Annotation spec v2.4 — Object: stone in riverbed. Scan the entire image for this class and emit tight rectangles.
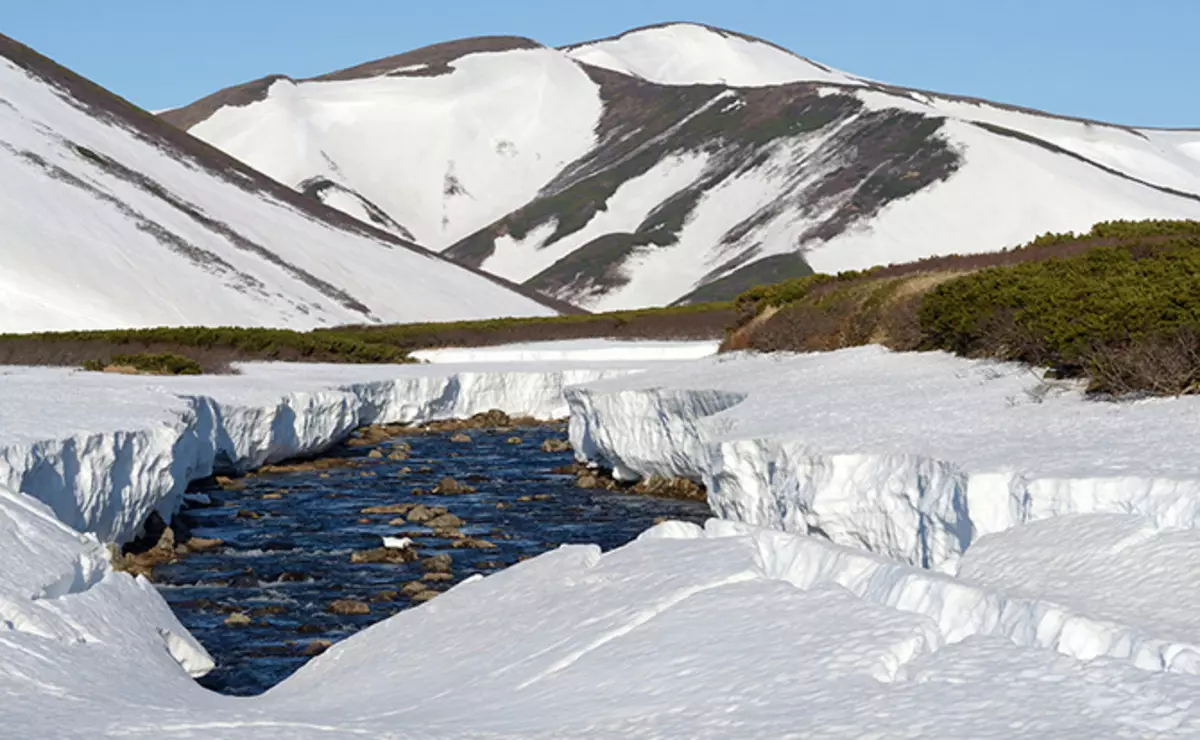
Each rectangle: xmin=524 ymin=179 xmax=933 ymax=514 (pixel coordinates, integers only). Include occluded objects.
xmin=425 ymin=512 xmax=463 ymax=529
xmin=431 ymin=527 xmax=465 ymax=539
xmin=411 ymin=590 xmax=439 ymax=603
xmin=505 ymin=436 xmax=523 ymax=445
xmin=350 ymin=547 xmax=418 ymax=564
xmin=449 ymin=432 xmax=472 ymax=444
xmin=327 ymin=599 xmax=371 ymax=616
xmin=184 ymin=536 xmax=224 ymax=553
xmin=633 ymin=475 xmax=707 ymax=502
xmin=452 ymin=538 xmax=497 ymax=550
xmin=422 ymin=554 xmax=453 ymax=573
xmin=369 ymin=590 xmax=399 ymax=602
xmin=262 ymin=493 xmax=283 ymax=500
xmin=367 ymin=449 xmax=384 ymax=459
xmin=576 ymin=474 xmax=599 ymax=489
xmin=432 ymin=477 xmax=475 ymax=495
xmin=387 ymin=450 xmax=409 ymax=461
xmin=406 ymin=505 xmax=447 ymax=524
xmin=303 ymin=640 xmax=334 ymax=656
xmin=361 ymin=503 xmax=415 ymax=515
xmin=540 ymin=438 xmax=571 ymax=453
xmin=422 ymin=572 xmax=453 ymax=583
xmin=400 ymin=581 xmax=429 ymax=597
xmin=236 ymin=509 xmax=261 ymax=520
xmin=224 ymin=612 xmax=252 ymax=627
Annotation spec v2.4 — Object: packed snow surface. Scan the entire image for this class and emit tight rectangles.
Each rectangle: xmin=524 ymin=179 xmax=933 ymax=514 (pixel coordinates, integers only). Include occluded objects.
xmin=5 ymin=345 xmax=1200 ymax=736
xmin=411 ymin=338 xmax=720 ymax=364
xmin=566 ymin=346 xmax=1200 ymax=569
xmin=190 ymin=48 xmax=602 ymax=250
xmin=565 ymin=23 xmax=864 ymax=87
xmin=0 ymin=53 xmax=556 ymax=331
xmin=174 ymin=22 xmax=1200 ymax=311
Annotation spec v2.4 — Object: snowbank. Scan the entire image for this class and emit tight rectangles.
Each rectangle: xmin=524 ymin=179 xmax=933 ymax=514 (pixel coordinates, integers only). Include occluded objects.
xmin=411 ymin=338 xmax=720 ymax=364
xmin=6 ymin=345 xmax=1200 ymax=735
xmin=6 ymin=514 xmax=1200 ymax=737
xmin=567 ymin=347 xmax=1200 ymax=571
xmin=0 ymin=361 xmax=650 ymax=544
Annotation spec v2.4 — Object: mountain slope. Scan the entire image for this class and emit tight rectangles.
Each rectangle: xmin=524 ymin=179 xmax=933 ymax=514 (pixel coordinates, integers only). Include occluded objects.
xmin=165 ymin=23 xmax=1200 ymax=310
xmin=0 ymin=33 xmax=560 ymax=333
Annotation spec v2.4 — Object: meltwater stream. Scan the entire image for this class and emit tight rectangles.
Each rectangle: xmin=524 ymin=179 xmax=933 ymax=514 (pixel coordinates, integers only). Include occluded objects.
xmin=154 ymin=424 xmax=711 ymax=696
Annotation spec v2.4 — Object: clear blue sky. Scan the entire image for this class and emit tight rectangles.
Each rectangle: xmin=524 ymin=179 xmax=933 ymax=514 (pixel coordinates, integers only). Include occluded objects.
xmin=4 ymin=0 xmax=1196 ymax=128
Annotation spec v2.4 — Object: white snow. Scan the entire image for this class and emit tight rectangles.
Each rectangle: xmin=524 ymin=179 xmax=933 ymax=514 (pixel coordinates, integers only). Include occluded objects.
xmin=190 ymin=48 xmax=603 ymax=250
xmin=5 ymin=345 xmax=1200 ymax=734
xmin=805 ymin=117 xmax=1200 ymax=274
xmin=856 ymin=88 xmax=1200 ymax=197
xmin=381 ymin=535 xmax=413 ymax=550
xmin=173 ymin=26 xmax=1200 ymax=312
xmin=482 ymin=151 xmax=711 ymax=283
xmin=0 ymin=360 xmax=656 ymax=543
xmin=566 ymin=23 xmax=865 ymax=88
xmin=0 ymin=57 xmax=555 ymax=331
xmin=411 ymin=338 xmax=720 ymax=364
xmin=567 ymin=346 xmax=1200 ymax=570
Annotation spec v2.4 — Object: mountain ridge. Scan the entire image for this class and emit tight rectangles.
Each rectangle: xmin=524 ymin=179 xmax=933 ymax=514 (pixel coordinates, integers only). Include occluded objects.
xmin=0 ymin=31 xmax=571 ymax=332
xmin=158 ymin=22 xmax=1200 ymax=310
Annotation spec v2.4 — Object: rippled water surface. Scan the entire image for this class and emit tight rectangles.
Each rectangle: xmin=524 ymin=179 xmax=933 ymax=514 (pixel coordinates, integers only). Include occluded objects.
xmin=155 ymin=425 xmax=710 ymax=696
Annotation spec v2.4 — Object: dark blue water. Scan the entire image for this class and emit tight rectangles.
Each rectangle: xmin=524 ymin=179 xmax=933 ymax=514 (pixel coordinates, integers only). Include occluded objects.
xmin=156 ymin=425 xmax=710 ymax=696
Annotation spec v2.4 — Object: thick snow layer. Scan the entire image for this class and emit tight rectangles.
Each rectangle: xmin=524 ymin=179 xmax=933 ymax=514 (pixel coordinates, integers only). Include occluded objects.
xmin=958 ymin=514 xmax=1200 ymax=650
xmin=482 ymin=151 xmax=711 ymax=283
xmin=567 ymin=347 xmax=1200 ymax=571
xmin=0 ymin=360 xmax=663 ymax=544
xmin=806 ymin=117 xmax=1200 ymax=273
xmin=190 ymin=48 xmax=602 ymax=250
xmin=172 ymin=24 xmax=1200 ymax=312
xmin=6 ymin=514 xmax=1200 ymax=737
xmin=6 ymin=348 xmax=1200 ymax=734
xmin=0 ymin=57 xmax=554 ymax=331
xmin=565 ymin=23 xmax=864 ymax=88
xmin=855 ymin=87 xmax=1200 ymax=197
xmin=411 ymin=338 xmax=720 ymax=364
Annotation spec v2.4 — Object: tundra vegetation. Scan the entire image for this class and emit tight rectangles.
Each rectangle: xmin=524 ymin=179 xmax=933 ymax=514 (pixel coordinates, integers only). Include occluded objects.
xmin=5 ymin=219 xmax=1198 ymax=395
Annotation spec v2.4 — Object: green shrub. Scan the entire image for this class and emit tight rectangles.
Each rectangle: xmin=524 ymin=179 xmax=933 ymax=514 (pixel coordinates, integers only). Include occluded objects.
xmin=83 ymin=352 xmax=203 ymax=375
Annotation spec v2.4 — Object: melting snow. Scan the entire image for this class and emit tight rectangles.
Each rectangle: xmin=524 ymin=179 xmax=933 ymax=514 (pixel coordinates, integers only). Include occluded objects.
xmin=5 ymin=345 xmax=1200 ymax=735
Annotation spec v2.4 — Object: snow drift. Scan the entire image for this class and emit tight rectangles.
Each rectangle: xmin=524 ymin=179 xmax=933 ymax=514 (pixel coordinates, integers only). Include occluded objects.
xmin=566 ymin=346 xmax=1200 ymax=571
xmin=5 ymin=345 xmax=1200 ymax=735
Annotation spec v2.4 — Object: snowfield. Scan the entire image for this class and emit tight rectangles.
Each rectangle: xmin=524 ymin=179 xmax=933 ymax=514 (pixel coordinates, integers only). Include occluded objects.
xmin=0 ymin=36 xmax=555 ymax=332
xmin=5 ymin=343 xmax=1200 ymax=736
xmin=188 ymin=46 xmax=603 ymax=249
xmin=170 ymin=22 xmax=1200 ymax=310
xmin=564 ymin=23 xmax=866 ymax=88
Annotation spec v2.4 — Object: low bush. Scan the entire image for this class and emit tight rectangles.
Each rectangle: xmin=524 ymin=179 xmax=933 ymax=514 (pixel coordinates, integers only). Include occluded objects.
xmin=81 ymin=352 xmax=203 ymax=375
xmin=730 ymin=219 xmax=1200 ymax=396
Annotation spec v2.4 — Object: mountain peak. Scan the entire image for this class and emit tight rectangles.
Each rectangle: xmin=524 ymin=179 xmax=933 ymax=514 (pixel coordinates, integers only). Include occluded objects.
xmin=564 ymin=22 xmax=861 ymax=88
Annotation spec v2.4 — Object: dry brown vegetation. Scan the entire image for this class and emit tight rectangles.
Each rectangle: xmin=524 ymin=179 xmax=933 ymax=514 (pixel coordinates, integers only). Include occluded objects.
xmin=730 ymin=220 xmax=1200 ymax=396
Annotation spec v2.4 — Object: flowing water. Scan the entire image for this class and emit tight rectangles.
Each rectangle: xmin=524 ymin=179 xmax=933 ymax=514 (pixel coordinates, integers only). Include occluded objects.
xmin=155 ymin=424 xmax=711 ymax=696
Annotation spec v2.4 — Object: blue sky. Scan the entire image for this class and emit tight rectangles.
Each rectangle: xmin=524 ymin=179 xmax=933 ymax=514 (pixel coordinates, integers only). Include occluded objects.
xmin=4 ymin=0 xmax=1196 ymax=127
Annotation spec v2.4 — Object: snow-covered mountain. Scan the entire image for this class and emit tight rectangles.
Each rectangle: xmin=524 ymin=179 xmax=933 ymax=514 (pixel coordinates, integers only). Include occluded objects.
xmin=165 ymin=22 xmax=1200 ymax=311
xmin=0 ymin=34 xmax=560 ymax=333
